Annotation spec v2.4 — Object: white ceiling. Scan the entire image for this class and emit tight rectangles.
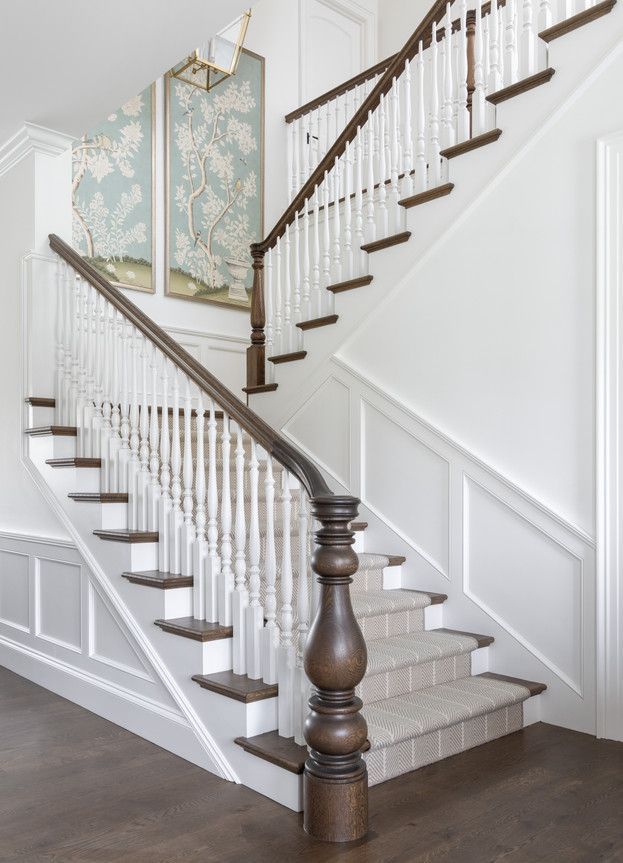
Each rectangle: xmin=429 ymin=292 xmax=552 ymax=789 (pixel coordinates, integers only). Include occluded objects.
xmin=0 ymin=1 xmax=249 ymax=146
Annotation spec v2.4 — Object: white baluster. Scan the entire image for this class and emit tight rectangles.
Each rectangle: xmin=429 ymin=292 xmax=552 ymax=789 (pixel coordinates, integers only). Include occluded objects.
xmin=378 ymin=96 xmax=389 ymax=236
xmin=148 ymin=345 xmax=161 ymax=531
xmin=488 ymin=0 xmax=503 ymax=95
xmin=278 ymin=470 xmax=295 ymax=737
xmin=538 ymin=0 xmax=553 ymax=31
xmin=390 ymin=77 xmax=402 ymax=232
xmin=262 ymin=457 xmax=279 ymax=685
xmin=293 ymin=212 xmax=302 ymax=343
xmin=83 ymin=286 xmax=96 ymax=458
xmin=218 ymin=412 xmax=233 ymax=627
xmin=65 ymin=268 xmax=77 ymax=426
xmin=169 ymin=368 xmax=183 ymax=573
xmin=302 ymin=206 xmax=311 ymax=322
xmin=521 ymin=0 xmax=536 ymax=77
xmin=558 ymin=0 xmax=574 ymax=23
xmin=127 ymin=326 xmax=141 ymax=530
xmin=294 ymin=491 xmax=310 ymax=746
xmin=232 ymin=425 xmax=248 ymax=674
xmin=274 ymin=237 xmax=283 ymax=357
xmin=416 ymin=43 xmax=427 ymax=191
xmin=158 ymin=360 xmax=172 ymax=573
xmin=283 ymin=223 xmax=292 ymax=354
xmin=312 ymin=187 xmax=322 ymax=317
xmin=366 ymin=111 xmax=377 ymax=242
xmin=287 ymin=121 xmax=295 ymax=202
xmin=193 ymin=395 xmax=207 ymax=619
xmin=265 ymin=249 xmax=274 ymax=376
xmin=99 ymin=300 xmax=113 ymax=492
xmin=504 ymin=0 xmax=518 ymax=86
xmin=137 ymin=335 xmax=150 ymax=529
xmin=76 ymin=279 xmax=88 ymax=455
xmin=311 ymin=108 xmax=320 ymax=172
xmin=118 ymin=319 xmax=131 ymax=495
xmin=180 ymin=376 xmax=195 ymax=577
xmin=458 ymin=0 xmax=470 ymax=142
xmin=403 ymin=59 xmax=415 ymax=198
xmin=354 ymin=126 xmax=365 ymax=271
xmin=302 ymin=113 xmax=311 ymax=187
xmin=92 ymin=292 xmax=104 ymax=460
xmin=54 ymin=262 xmax=64 ymax=424
xmin=323 ymin=172 xmax=332 ymax=292
xmin=343 ymin=144 xmax=353 ymax=280
xmin=442 ymin=5 xmax=456 ymax=150
xmin=473 ymin=0 xmax=487 ymax=135
xmin=295 ymin=117 xmax=302 ymax=192
xmin=108 ymin=310 xmax=122 ymax=493
xmin=245 ymin=439 xmax=263 ymax=678
xmin=332 ymin=157 xmax=342 ymax=285
xmin=206 ymin=399 xmax=221 ymax=621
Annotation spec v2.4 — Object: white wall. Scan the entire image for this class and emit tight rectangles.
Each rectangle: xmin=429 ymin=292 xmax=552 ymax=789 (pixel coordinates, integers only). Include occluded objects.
xmin=378 ymin=0 xmax=431 ymax=58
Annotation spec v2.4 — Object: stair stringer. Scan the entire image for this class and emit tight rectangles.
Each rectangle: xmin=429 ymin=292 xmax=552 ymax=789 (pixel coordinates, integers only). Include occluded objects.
xmin=255 ymin=3 xmax=623 ymax=431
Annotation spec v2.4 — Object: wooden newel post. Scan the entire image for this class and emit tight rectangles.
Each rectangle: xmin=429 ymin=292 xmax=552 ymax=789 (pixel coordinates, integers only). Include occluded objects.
xmin=303 ymin=495 xmax=368 ymax=843
xmin=246 ymin=244 xmax=266 ymax=391
xmin=466 ymin=10 xmax=477 ymax=132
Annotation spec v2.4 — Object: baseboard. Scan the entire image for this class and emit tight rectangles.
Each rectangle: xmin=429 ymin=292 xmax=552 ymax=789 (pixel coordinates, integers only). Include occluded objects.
xmin=0 ymin=633 xmax=219 ymax=773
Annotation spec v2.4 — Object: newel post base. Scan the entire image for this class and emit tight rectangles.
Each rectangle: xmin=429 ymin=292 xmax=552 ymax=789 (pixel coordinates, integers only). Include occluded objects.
xmin=303 ymin=495 xmax=368 ymax=843
xmin=246 ymin=245 xmax=266 ymax=390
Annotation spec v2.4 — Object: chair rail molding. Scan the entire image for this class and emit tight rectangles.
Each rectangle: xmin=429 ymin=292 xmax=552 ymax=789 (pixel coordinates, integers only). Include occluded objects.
xmin=596 ymin=130 xmax=623 ymax=743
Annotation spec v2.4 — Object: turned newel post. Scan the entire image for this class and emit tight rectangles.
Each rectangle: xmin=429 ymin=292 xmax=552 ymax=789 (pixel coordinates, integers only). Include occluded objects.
xmin=466 ymin=10 xmax=477 ymax=132
xmin=246 ymin=244 xmax=266 ymax=391
xmin=303 ymin=495 xmax=368 ymax=843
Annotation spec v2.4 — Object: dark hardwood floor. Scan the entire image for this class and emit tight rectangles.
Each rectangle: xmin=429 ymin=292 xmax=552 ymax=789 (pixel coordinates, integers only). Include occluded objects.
xmin=1 ymin=665 xmax=622 ymax=862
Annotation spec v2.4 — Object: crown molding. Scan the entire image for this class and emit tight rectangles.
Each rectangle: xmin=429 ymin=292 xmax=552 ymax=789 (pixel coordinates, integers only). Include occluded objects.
xmin=0 ymin=122 xmax=73 ymax=180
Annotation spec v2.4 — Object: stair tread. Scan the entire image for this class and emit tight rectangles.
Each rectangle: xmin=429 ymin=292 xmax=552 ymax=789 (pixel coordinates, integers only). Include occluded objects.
xmin=192 ymin=670 xmax=278 ymax=703
xmin=46 ymin=458 xmax=102 ymax=468
xmin=399 ymin=183 xmax=454 ymax=209
xmin=365 ymin=629 xmax=491 ymax=676
xmin=327 ymin=275 xmax=374 ymax=294
xmin=25 ymin=396 xmax=56 ymax=407
xmin=268 ymin=351 xmax=307 ymax=364
xmin=69 ymin=492 xmax=129 ymax=503
xmin=352 ymin=588 xmax=435 ymax=618
xmin=25 ymin=425 xmax=77 ymax=436
xmin=93 ymin=529 xmax=158 ymax=544
xmin=361 ymin=231 xmax=412 ymax=254
xmin=539 ymin=0 xmax=616 ymax=41
xmin=440 ymin=129 xmax=502 ymax=160
xmin=155 ymin=617 xmax=231 ymax=641
xmin=486 ymin=68 xmax=555 ymax=105
xmin=234 ymin=731 xmax=307 ymax=774
xmin=364 ymin=673 xmax=544 ymax=750
xmin=123 ymin=571 xmax=194 ymax=590
xmin=297 ymin=314 xmax=339 ymax=331
xmin=243 ymin=383 xmax=279 ymax=395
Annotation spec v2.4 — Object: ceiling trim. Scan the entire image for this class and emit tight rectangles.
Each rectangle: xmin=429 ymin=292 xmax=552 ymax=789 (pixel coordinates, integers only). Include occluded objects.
xmin=0 ymin=123 xmax=73 ymax=181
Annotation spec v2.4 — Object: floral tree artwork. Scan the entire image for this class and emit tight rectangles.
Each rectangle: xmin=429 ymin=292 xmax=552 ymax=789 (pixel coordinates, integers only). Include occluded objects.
xmin=167 ymin=49 xmax=264 ymax=309
xmin=72 ymin=87 xmax=154 ymax=292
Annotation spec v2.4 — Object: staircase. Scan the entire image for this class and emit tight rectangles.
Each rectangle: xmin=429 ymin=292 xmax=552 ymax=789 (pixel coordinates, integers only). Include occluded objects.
xmin=20 ymin=0 xmax=620 ymax=845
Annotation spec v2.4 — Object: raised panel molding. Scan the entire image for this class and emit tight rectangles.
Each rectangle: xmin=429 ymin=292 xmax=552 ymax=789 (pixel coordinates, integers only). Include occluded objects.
xmin=463 ymin=475 xmax=584 ymax=695
xmin=283 ymin=376 xmax=351 ymax=487
xmin=88 ymin=582 xmax=153 ymax=682
xmin=0 ymin=549 xmax=30 ymax=632
xmin=361 ymin=398 xmax=450 ymax=578
xmin=35 ymin=556 xmax=82 ymax=653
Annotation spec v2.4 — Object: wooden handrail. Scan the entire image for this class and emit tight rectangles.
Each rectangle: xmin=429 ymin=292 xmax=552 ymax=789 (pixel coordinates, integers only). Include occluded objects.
xmin=49 ymin=233 xmax=333 ymax=501
xmin=284 ymin=54 xmax=397 ymax=124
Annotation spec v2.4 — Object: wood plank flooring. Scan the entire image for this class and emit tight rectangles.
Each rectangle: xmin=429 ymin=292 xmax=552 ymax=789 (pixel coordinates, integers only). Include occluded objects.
xmin=1 ymin=665 xmax=622 ymax=862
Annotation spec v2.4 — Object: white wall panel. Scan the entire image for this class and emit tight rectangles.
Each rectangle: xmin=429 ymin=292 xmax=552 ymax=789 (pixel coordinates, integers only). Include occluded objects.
xmin=464 ymin=477 xmax=583 ymax=695
xmin=88 ymin=583 xmax=152 ymax=680
xmin=0 ymin=549 xmax=30 ymax=632
xmin=35 ymin=557 xmax=82 ymax=653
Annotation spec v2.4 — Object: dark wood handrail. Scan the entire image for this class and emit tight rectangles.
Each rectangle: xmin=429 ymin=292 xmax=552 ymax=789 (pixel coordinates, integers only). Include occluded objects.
xmin=49 ymin=233 xmax=333 ymax=500
xmin=254 ymin=0 xmax=460 ymax=256
xmin=284 ymin=54 xmax=397 ymax=124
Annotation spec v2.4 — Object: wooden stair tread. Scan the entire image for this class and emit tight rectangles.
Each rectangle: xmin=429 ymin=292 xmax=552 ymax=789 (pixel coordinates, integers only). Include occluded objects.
xmin=268 ymin=351 xmax=307 ymax=365
xmin=192 ymin=670 xmax=278 ymax=703
xmin=25 ymin=425 xmax=77 ymax=437
xmin=478 ymin=671 xmax=547 ymax=697
xmin=297 ymin=314 xmax=339 ymax=331
xmin=234 ymin=731 xmax=307 ymax=774
xmin=123 ymin=571 xmax=194 ymax=590
xmin=539 ymin=0 xmax=616 ymax=41
xmin=351 ymin=521 xmax=368 ymax=532
xmin=406 ymin=589 xmax=448 ymax=605
xmin=441 ymin=129 xmax=502 ymax=159
xmin=69 ymin=492 xmax=128 ymax=503
xmin=243 ymin=383 xmax=279 ymax=395
xmin=487 ymin=68 xmax=555 ymax=105
xmin=155 ymin=617 xmax=231 ymax=641
xmin=25 ymin=397 xmax=55 ymax=408
xmin=361 ymin=231 xmax=412 ymax=254
xmin=436 ymin=628 xmax=495 ymax=649
xmin=46 ymin=458 xmax=101 ymax=468
xmin=386 ymin=555 xmax=406 ymax=567
xmin=93 ymin=529 xmax=158 ymax=544
xmin=399 ymin=183 xmax=454 ymax=209
xmin=327 ymin=275 xmax=374 ymax=294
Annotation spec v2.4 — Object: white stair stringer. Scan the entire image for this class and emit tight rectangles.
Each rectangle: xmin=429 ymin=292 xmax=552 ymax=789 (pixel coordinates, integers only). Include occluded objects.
xmin=254 ymin=1 xmax=623 ymax=433
xmin=22 ymin=431 xmax=307 ymax=812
